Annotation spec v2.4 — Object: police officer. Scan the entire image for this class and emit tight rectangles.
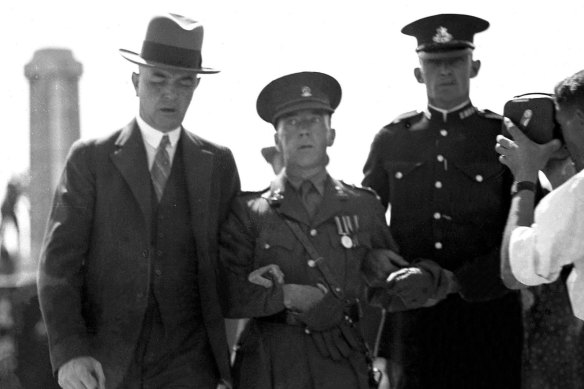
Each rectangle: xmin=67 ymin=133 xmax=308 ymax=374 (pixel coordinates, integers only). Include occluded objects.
xmin=219 ymin=71 xmax=451 ymax=389
xmin=362 ymin=14 xmax=522 ymax=389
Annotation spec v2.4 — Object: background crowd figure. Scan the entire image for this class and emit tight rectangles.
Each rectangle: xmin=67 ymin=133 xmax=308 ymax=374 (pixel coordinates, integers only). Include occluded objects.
xmin=1 ymin=6 xmax=584 ymax=389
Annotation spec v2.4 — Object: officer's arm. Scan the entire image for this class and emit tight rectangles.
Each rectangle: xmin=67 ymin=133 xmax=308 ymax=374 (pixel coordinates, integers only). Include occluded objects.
xmin=218 ymin=197 xmax=286 ymax=318
xmin=362 ymin=131 xmax=391 ymax=210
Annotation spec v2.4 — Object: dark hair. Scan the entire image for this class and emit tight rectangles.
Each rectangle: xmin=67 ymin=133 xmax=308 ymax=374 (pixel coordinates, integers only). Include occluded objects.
xmin=554 ymin=70 xmax=584 ymax=109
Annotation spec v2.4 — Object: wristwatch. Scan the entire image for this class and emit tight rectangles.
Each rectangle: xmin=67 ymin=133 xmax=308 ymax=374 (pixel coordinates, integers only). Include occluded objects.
xmin=511 ymin=180 xmax=536 ymax=196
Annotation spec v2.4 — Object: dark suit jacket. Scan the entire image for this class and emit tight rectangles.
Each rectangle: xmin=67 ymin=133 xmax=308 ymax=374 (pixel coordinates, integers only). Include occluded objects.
xmin=37 ymin=120 xmax=240 ymax=388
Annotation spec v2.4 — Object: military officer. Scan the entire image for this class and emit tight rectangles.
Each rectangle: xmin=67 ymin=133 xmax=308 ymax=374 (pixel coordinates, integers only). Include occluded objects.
xmin=219 ymin=71 xmax=451 ymax=389
xmin=362 ymin=14 xmax=523 ymax=389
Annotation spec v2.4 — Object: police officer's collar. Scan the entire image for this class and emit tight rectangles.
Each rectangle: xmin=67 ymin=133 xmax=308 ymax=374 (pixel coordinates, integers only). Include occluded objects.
xmin=426 ymin=100 xmax=476 ymax=122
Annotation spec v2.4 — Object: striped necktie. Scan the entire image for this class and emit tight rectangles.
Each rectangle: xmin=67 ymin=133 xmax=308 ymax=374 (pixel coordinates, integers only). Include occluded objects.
xmin=150 ymin=135 xmax=171 ymax=202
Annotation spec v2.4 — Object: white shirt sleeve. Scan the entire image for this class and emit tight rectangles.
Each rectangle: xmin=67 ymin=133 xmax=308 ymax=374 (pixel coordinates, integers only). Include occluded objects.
xmin=509 ymin=173 xmax=584 ymax=319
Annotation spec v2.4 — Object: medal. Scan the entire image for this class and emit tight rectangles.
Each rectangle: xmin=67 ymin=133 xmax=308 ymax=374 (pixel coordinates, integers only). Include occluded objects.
xmin=341 ymin=235 xmax=353 ymax=248
xmin=335 ymin=215 xmax=359 ymax=249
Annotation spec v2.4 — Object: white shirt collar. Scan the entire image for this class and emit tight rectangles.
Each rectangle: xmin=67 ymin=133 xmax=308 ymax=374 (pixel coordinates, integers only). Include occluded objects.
xmin=136 ymin=114 xmax=181 ymax=149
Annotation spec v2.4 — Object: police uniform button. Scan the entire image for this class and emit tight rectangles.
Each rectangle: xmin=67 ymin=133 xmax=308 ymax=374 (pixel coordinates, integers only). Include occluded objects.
xmin=435 ymin=242 xmax=443 ymax=249
xmin=440 ymin=129 xmax=448 ymax=136
xmin=264 ymin=243 xmax=271 ymax=249
xmin=433 ymin=212 xmax=441 ymax=219
xmin=305 ymin=328 xmax=311 ymax=334
xmin=437 ymin=154 xmax=444 ymax=162
xmin=335 ymin=287 xmax=342 ymax=293
xmin=475 ymin=175 xmax=483 ymax=182
xmin=310 ymin=229 xmax=317 ymax=236
xmin=435 ymin=181 xmax=442 ymax=189
xmin=307 ymin=260 xmax=316 ymax=268
xmin=395 ymin=171 xmax=403 ymax=179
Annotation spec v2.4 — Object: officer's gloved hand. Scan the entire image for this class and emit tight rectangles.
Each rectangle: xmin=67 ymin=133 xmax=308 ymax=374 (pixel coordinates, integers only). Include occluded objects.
xmin=385 ymin=259 xmax=458 ymax=310
xmin=361 ymin=249 xmax=409 ymax=287
xmin=248 ymin=264 xmax=285 ymax=288
xmin=282 ymin=283 xmax=325 ymax=313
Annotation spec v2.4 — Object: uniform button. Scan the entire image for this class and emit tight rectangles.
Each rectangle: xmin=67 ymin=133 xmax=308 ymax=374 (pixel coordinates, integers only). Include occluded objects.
xmin=137 ymin=292 xmax=144 ymax=299
xmin=475 ymin=175 xmax=483 ymax=182
xmin=310 ymin=229 xmax=317 ymax=236
xmin=307 ymin=260 xmax=316 ymax=268
xmin=435 ymin=242 xmax=443 ymax=250
xmin=440 ymin=129 xmax=448 ymax=136
xmin=142 ymin=250 xmax=148 ymax=258
xmin=335 ymin=287 xmax=342 ymax=293
xmin=158 ymin=232 xmax=164 ymax=238
xmin=436 ymin=154 xmax=444 ymax=162
xmin=433 ymin=212 xmax=441 ymax=219
xmin=395 ymin=171 xmax=403 ymax=179
xmin=155 ymin=269 xmax=162 ymax=276
xmin=435 ymin=181 xmax=442 ymax=189
xmin=157 ymin=250 xmax=163 ymax=256
xmin=305 ymin=328 xmax=311 ymax=334
xmin=264 ymin=243 xmax=271 ymax=250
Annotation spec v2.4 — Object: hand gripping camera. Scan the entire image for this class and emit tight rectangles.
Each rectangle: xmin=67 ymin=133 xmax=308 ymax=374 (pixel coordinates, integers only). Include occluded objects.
xmin=502 ymin=93 xmax=563 ymax=143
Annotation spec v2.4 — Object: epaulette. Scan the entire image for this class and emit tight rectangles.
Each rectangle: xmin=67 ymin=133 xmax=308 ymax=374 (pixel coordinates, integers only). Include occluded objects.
xmin=391 ymin=110 xmax=421 ymax=124
xmin=479 ymin=109 xmax=503 ymax=120
xmin=340 ymin=181 xmax=381 ymax=201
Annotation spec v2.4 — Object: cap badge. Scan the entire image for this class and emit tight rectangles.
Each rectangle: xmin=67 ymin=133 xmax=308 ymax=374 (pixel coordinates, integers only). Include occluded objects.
xmin=301 ymin=86 xmax=312 ymax=97
xmin=433 ymin=27 xmax=453 ymax=43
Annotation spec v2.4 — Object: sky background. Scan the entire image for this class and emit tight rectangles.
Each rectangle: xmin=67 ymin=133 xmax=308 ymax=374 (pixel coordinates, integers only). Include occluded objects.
xmin=2 ymin=0 xmax=584 ymax=199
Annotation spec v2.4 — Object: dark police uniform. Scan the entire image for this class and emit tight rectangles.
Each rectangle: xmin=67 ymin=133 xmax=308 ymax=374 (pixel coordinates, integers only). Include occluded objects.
xmin=361 ymin=14 xmax=523 ymax=389
xmin=219 ymin=172 xmax=398 ymax=389
xmin=363 ymin=102 xmax=522 ymax=388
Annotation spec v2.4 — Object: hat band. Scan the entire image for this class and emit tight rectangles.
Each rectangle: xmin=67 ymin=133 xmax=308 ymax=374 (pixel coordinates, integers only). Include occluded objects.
xmin=141 ymin=40 xmax=202 ymax=68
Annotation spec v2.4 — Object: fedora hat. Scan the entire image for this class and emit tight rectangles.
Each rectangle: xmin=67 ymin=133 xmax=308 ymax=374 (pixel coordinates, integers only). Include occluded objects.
xmin=120 ymin=13 xmax=219 ymax=74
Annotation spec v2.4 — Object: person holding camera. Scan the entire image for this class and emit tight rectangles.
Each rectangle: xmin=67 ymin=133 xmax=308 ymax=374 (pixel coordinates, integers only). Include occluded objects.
xmin=362 ymin=13 xmax=523 ymax=389
xmin=497 ymin=69 xmax=584 ymax=320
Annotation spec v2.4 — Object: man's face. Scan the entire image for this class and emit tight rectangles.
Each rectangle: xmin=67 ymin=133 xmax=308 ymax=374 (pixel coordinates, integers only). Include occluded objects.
xmin=274 ymin=109 xmax=335 ymax=171
xmin=555 ymin=103 xmax=584 ymax=171
xmin=132 ymin=66 xmax=200 ymax=132
xmin=415 ymin=52 xmax=480 ymax=109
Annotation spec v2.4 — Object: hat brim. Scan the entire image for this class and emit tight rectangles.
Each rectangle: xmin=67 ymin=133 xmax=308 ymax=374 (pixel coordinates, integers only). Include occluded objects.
xmin=271 ymin=100 xmax=335 ymax=125
xmin=119 ymin=49 xmax=219 ymax=74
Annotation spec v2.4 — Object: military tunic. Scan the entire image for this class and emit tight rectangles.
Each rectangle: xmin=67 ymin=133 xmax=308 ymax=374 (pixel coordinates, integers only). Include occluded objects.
xmin=219 ymin=172 xmax=397 ymax=389
xmin=362 ymin=103 xmax=523 ymax=389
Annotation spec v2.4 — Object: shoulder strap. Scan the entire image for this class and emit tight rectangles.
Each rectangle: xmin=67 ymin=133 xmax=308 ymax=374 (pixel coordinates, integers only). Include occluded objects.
xmin=277 ymin=214 xmax=346 ymax=300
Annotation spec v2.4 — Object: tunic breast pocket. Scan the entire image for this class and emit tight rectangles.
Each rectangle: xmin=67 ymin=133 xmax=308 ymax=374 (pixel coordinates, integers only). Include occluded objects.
xmin=451 ymin=161 xmax=509 ymax=220
xmin=255 ymin=227 xmax=299 ymax=269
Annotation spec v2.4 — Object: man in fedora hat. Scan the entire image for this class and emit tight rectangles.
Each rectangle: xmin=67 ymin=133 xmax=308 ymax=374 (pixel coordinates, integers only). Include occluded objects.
xmin=218 ymin=71 xmax=452 ymax=389
xmin=37 ymin=13 xmax=239 ymax=389
xmin=362 ymin=14 xmax=522 ymax=389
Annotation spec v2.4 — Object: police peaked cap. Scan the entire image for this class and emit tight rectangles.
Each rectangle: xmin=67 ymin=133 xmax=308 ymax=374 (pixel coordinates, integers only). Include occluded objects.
xmin=402 ymin=13 xmax=489 ymax=53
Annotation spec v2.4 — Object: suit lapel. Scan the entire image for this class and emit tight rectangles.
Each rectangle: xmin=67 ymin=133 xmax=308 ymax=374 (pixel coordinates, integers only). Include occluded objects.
xmin=181 ymin=130 xmax=213 ymax=251
xmin=110 ymin=120 xmax=152 ymax=235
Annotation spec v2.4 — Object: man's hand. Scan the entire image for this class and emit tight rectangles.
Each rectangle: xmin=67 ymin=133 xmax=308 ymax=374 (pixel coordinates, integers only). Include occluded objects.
xmin=282 ymin=283 xmax=326 ymax=312
xmin=362 ymin=249 xmax=409 ymax=287
xmin=248 ymin=264 xmax=285 ymax=288
xmin=58 ymin=356 xmax=105 ymax=389
xmin=386 ymin=267 xmax=435 ymax=307
xmin=496 ymin=118 xmax=562 ymax=182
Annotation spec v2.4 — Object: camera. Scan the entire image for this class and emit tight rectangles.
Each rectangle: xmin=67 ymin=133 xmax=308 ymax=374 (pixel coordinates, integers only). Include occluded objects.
xmin=502 ymin=93 xmax=563 ymax=144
